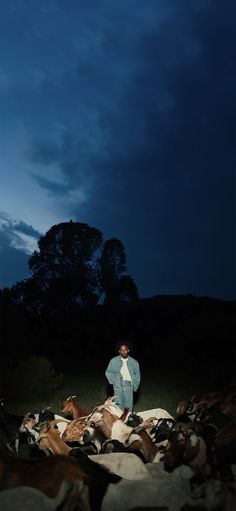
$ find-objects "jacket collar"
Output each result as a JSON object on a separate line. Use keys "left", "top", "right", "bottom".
{"left": 118, "top": 355, "right": 131, "bottom": 367}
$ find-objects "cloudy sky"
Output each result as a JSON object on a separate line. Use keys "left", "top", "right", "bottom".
{"left": 0, "top": 0, "right": 235, "bottom": 299}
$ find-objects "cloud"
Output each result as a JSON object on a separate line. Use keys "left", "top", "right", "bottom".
{"left": 27, "top": 1, "right": 234, "bottom": 190}
{"left": 0, "top": 213, "right": 41, "bottom": 248}
{"left": 32, "top": 174, "right": 70, "bottom": 196}
{"left": 0, "top": 213, "right": 42, "bottom": 288}
{"left": 0, "top": 0, "right": 234, "bottom": 298}
{"left": 10, "top": 231, "right": 38, "bottom": 255}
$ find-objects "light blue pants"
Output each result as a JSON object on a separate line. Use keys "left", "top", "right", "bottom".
{"left": 113, "top": 381, "right": 133, "bottom": 411}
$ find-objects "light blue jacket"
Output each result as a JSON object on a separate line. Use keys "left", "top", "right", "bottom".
{"left": 105, "top": 355, "right": 141, "bottom": 392}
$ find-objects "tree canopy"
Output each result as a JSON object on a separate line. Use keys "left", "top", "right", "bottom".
{"left": 5, "top": 220, "right": 138, "bottom": 312}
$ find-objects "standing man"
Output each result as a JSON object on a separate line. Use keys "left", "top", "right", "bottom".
{"left": 105, "top": 342, "right": 140, "bottom": 411}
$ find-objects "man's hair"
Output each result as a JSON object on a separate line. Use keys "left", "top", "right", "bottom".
{"left": 115, "top": 339, "right": 133, "bottom": 353}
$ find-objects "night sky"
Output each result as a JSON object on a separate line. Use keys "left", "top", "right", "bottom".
{"left": 0, "top": 0, "right": 235, "bottom": 299}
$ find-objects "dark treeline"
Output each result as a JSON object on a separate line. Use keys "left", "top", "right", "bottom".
{"left": 0, "top": 220, "right": 235, "bottom": 390}
{"left": 1, "top": 293, "right": 235, "bottom": 384}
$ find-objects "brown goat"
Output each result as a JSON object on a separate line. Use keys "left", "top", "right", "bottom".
{"left": 86, "top": 407, "right": 158, "bottom": 461}
{"left": 0, "top": 455, "right": 86, "bottom": 500}
{"left": 0, "top": 451, "right": 121, "bottom": 511}
{"left": 60, "top": 396, "right": 91, "bottom": 419}
{"left": 176, "top": 400, "right": 199, "bottom": 420}
{"left": 128, "top": 429, "right": 158, "bottom": 462}
{"left": 163, "top": 422, "right": 208, "bottom": 478}
{"left": 19, "top": 415, "right": 38, "bottom": 433}
{"left": 63, "top": 419, "right": 87, "bottom": 444}
{"left": 37, "top": 421, "right": 72, "bottom": 456}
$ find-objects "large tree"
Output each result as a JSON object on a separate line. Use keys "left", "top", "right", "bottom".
{"left": 28, "top": 221, "right": 103, "bottom": 308}
{"left": 7, "top": 221, "right": 138, "bottom": 312}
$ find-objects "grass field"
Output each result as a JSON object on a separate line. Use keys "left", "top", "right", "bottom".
{"left": 6, "top": 365, "right": 219, "bottom": 418}
{"left": 0, "top": 364, "right": 227, "bottom": 457}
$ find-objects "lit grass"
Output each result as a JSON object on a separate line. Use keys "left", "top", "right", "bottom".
{"left": 6, "top": 366, "right": 216, "bottom": 418}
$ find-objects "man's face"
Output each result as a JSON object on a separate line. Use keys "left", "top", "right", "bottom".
{"left": 119, "top": 344, "right": 129, "bottom": 358}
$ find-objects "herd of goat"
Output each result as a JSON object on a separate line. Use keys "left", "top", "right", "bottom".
{"left": 0, "top": 384, "right": 236, "bottom": 510}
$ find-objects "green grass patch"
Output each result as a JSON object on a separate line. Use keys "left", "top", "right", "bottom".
{"left": 6, "top": 366, "right": 217, "bottom": 418}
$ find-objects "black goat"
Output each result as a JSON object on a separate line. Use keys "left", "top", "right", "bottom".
{"left": 125, "top": 413, "right": 143, "bottom": 428}
{"left": 38, "top": 408, "right": 55, "bottom": 423}
{"left": 69, "top": 447, "right": 121, "bottom": 511}
{"left": 0, "top": 398, "right": 24, "bottom": 454}
{"left": 150, "top": 418, "right": 176, "bottom": 444}
{"left": 100, "top": 438, "right": 128, "bottom": 454}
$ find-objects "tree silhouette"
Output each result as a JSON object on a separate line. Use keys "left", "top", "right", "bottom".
{"left": 28, "top": 221, "right": 103, "bottom": 308}
{"left": 5, "top": 221, "right": 138, "bottom": 312}
{"left": 101, "top": 238, "right": 126, "bottom": 301}
{"left": 118, "top": 275, "right": 139, "bottom": 302}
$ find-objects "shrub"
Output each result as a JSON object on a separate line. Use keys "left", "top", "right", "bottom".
{"left": 3, "top": 356, "right": 63, "bottom": 401}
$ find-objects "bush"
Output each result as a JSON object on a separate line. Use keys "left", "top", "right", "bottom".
{"left": 3, "top": 356, "right": 63, "bottom": 401}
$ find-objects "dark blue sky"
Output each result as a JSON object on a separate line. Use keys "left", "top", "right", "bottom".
{"left": 0, "top": 0, "right": 235, "bottom": 299}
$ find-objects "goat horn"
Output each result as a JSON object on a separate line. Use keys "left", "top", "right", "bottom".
{"left": 105, "top": 396, "right": 117, "bottom": 403}
{"left": 109, "top": 395, "right": 118, "bottom": 402}
{"left": 138, "top": 416, "right": 157, "bottom": 424}
{"left": 74, "top": 415, "right": 89, "bottom": 422}
{"left": 134, "top": 417, "right": 157, "bottom": 432}
{"left": 25, "top": 412, "right": 32, "bottom": 418}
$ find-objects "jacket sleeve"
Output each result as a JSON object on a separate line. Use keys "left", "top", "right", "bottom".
{"left": 105, "top": 359, "right": 116, "bottom": 385}
{"left": 132, "top": 361, "right": 141, "bottom": 391}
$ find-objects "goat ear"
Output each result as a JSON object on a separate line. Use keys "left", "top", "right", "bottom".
{"left": 103, "top": 408, "right": 113, "bottom": 421}
{"left": 39, "top": 421, "right": 51, "bottom": 432}
{"left": 120, "top": 407, "right": 129, "bottom": 422}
